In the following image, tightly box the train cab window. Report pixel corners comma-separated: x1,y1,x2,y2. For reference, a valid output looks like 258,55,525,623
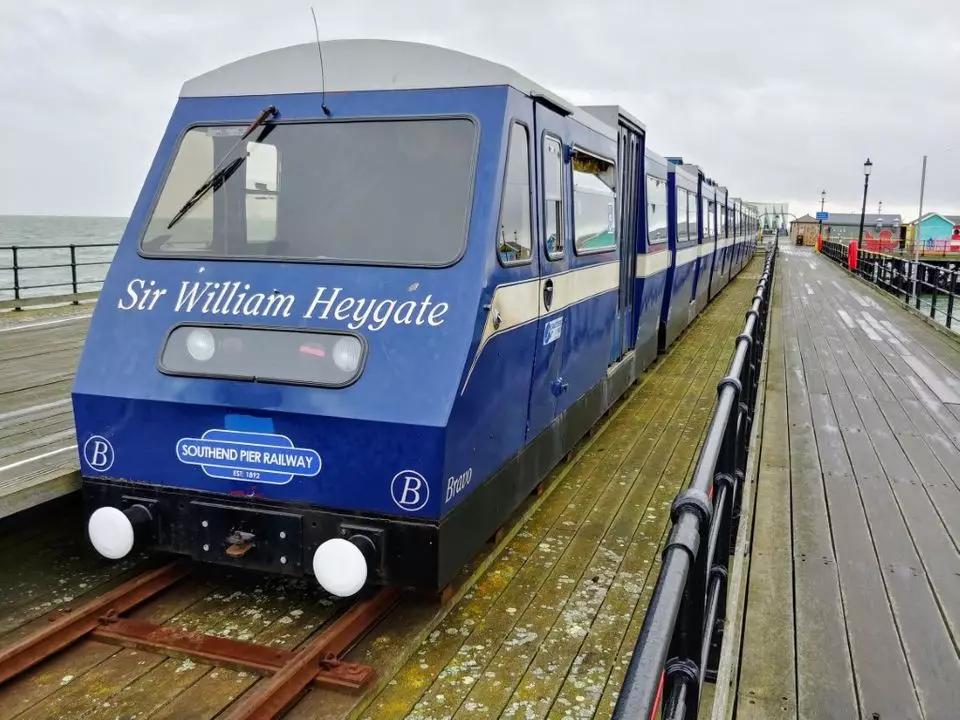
543,136,565,259
676,188,689,243
140,118,478,267
646,175,668,244
498,123,533,264
572,150,616,254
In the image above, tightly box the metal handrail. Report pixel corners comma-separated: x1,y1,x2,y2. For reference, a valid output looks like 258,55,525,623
613,242,777,719
821,240,960,332
0,242,118,307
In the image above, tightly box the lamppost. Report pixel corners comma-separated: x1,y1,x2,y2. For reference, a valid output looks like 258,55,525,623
818,190,826,239
856,158,873,250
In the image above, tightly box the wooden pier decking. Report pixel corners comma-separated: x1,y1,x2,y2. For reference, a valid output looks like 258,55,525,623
736,244,960,719
0,311,90,519
0,257,764,719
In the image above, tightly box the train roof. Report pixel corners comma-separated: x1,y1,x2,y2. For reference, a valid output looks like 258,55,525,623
579,105,646,134
179,38,615,139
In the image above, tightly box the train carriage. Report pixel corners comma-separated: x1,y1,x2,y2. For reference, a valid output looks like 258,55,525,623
73,38,758,598
668,160,716,316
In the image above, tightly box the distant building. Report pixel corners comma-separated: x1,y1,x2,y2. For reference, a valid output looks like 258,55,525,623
906,213,960,248
789,212,902,249
789,215,818,246
748,202,789,232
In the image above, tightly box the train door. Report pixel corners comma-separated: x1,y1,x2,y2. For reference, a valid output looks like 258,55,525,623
611,125,641,363
526,103,570,442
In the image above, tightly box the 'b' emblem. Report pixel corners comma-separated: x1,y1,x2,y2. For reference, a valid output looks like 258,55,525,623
83,435,115,473
390,470,429,512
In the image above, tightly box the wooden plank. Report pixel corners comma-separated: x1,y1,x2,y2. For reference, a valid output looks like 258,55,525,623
781,331,857,716
709,262,775,720
792,251,922,719
736,273,796,720
12,647,165,720
831,392,960,719
0,640,118,720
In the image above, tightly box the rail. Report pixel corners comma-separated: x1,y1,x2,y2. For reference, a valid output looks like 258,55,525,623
821,240,960,332
0,242,118,310
613,242,777,719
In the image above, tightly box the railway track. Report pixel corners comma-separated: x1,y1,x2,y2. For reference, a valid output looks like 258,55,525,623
0,559,402,719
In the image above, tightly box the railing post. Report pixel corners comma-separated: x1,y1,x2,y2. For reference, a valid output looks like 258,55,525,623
70,244,79,303
931,268,939,321
947,269,955,330
11,245,21,311
916,265,923,310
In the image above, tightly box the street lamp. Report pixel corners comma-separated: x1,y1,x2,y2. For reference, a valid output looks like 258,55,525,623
857,158,873,250
818,190,826,239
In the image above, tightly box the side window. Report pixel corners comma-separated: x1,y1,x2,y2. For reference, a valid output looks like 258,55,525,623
543,136,564,259
676,187,688,243
688,190,699,242
498,123,533,264
706,199,714,241
572,151,617,254
646,175,668,244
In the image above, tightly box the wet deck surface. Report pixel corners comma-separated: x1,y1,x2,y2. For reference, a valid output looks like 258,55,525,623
0,256,763,719
737,245,960,719
0,310,91,519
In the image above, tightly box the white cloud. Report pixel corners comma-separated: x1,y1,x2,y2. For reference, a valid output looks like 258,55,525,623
0,0,957,218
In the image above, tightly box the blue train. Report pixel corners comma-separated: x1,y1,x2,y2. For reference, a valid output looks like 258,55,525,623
74,40,758,597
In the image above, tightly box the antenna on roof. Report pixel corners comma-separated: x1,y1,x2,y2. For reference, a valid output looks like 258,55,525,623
310,6,331,116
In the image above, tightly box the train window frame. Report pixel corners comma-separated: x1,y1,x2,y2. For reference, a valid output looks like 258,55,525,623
570,145,617,257
496,120,534,268
136,113,481,270
541,133,566,262
645,173,668,246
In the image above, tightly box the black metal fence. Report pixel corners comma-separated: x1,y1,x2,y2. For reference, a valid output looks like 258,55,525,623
0,242,118,308
822,240,960,332
613,242,777,720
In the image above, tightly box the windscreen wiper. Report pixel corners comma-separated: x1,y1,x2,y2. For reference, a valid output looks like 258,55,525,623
166,105,279,230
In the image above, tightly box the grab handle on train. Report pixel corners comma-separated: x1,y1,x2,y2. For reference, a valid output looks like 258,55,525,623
543,278,554,310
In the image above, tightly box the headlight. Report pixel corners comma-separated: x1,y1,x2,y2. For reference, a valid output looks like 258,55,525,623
185,328,216,362
332,336,362,373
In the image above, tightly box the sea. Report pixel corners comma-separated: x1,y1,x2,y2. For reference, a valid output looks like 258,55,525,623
0,216,124,301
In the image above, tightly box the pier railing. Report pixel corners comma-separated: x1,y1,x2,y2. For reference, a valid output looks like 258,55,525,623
0,242,118,310
613,242,777,719
822,239,960,332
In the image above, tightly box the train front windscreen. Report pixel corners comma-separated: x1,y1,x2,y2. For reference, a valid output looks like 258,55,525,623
140,117,478,267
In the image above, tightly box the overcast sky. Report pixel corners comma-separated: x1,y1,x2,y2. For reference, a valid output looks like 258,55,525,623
1,0,957,221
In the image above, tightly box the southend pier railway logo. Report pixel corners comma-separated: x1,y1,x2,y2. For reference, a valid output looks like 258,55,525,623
176,428,321,485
